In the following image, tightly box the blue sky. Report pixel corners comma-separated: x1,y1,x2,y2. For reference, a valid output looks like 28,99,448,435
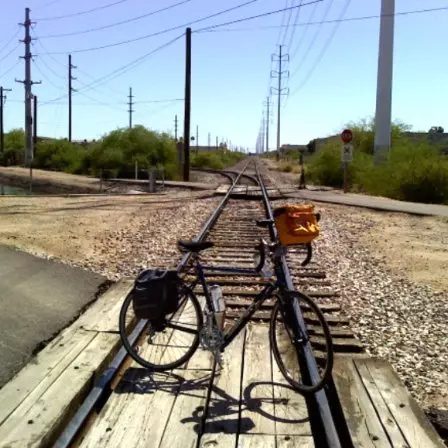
0,0,446,150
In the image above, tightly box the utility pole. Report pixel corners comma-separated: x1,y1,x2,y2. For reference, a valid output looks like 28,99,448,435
33,95,37,146
264,96,272,154
68,54,76,142
0,87,12,157
183,27,192,181
271,45,289,161
216,136,218,151
208,132,211,150
128,87,134,129
174,114,178,140
16,8,40,167
374,0,395,163
196,125,198,153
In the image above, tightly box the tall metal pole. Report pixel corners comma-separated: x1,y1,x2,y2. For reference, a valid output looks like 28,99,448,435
128,87,134,129
374,0,395,163
69,55,72,141
174,114,178,140
24,9,33,165
33,95,37,146
271,45,289,161
276,45,282,161
266,96,270,153
16,8,40,170
68,54,76,142
216,136,218,151
196,125,198,153
0,87,12,156
183,27,192,181
208,132,211,150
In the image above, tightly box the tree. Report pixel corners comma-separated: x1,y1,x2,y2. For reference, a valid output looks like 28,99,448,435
429,126,444,134
306,139,317,154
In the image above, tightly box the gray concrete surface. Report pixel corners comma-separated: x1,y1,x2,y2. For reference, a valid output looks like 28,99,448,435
287,189,448,217
0,246,105,388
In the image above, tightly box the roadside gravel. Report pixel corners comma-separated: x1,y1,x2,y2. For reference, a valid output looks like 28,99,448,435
313,204,448,409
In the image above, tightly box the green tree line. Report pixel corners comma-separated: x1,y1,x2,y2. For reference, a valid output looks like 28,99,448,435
0,126,244,179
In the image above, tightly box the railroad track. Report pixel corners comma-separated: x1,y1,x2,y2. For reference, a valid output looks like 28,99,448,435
54,158,364,448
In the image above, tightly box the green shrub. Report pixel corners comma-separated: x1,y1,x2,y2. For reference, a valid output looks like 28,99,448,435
34,139,87,173
191,152,224,169
360,142,448,204
279,162,293,172
307,118,448,204
191,150,244,170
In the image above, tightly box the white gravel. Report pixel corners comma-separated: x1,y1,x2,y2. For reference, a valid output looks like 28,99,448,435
272,195,448,410
315,207,448,407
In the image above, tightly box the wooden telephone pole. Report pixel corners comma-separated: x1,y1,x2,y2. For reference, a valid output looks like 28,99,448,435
183,28,192,181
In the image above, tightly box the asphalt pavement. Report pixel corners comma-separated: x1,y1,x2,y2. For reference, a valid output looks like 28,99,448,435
0,246,105,388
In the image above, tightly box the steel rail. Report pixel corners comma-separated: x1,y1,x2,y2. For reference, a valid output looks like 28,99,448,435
255,162,342,448
54,161,251,448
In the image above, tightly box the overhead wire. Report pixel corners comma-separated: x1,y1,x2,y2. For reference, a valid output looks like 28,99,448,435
199,5,448,33
0,59,21,78
74,90,125,113
280,0,296,45
35,53,66,80
0,28,20,56
276,0,291,46
290,0,334,78
0,43,20,62
33,58,65,90
289,0,319,59
194,0,323,33
289,0,352,98
41,33,183,105
39,0,193,38
37,0,130,21
39,0,262,54
286,0,304,50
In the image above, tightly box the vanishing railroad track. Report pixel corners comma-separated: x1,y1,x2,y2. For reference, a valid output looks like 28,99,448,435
56,158,365,448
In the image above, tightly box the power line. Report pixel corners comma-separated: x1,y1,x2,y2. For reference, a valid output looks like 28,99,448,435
33,58,65,90
0,60,20,79
37,0,130,21
75,90,124,113
276,0,291,46
0,28,20,56
290,0,334,78
39,0,193,38
280,0,295,45
194,0,323,33
41,34,183,105
286,0,304,50
36,53,66,80
290,0,319,59
289,0,351,98
135,98,183,104
199,5,448,33
39,0,262,54
0,43,20,62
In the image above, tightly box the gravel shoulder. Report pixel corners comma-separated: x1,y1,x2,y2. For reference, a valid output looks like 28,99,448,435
0,192,219,280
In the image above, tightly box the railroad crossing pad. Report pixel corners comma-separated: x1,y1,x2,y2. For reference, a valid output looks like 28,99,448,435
333,357,445,447
214,184,295,200
0,279,133,447
0,279,444,447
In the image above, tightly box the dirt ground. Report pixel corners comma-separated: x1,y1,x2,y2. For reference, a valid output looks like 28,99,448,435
0,191,216,278
317,204,448,294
